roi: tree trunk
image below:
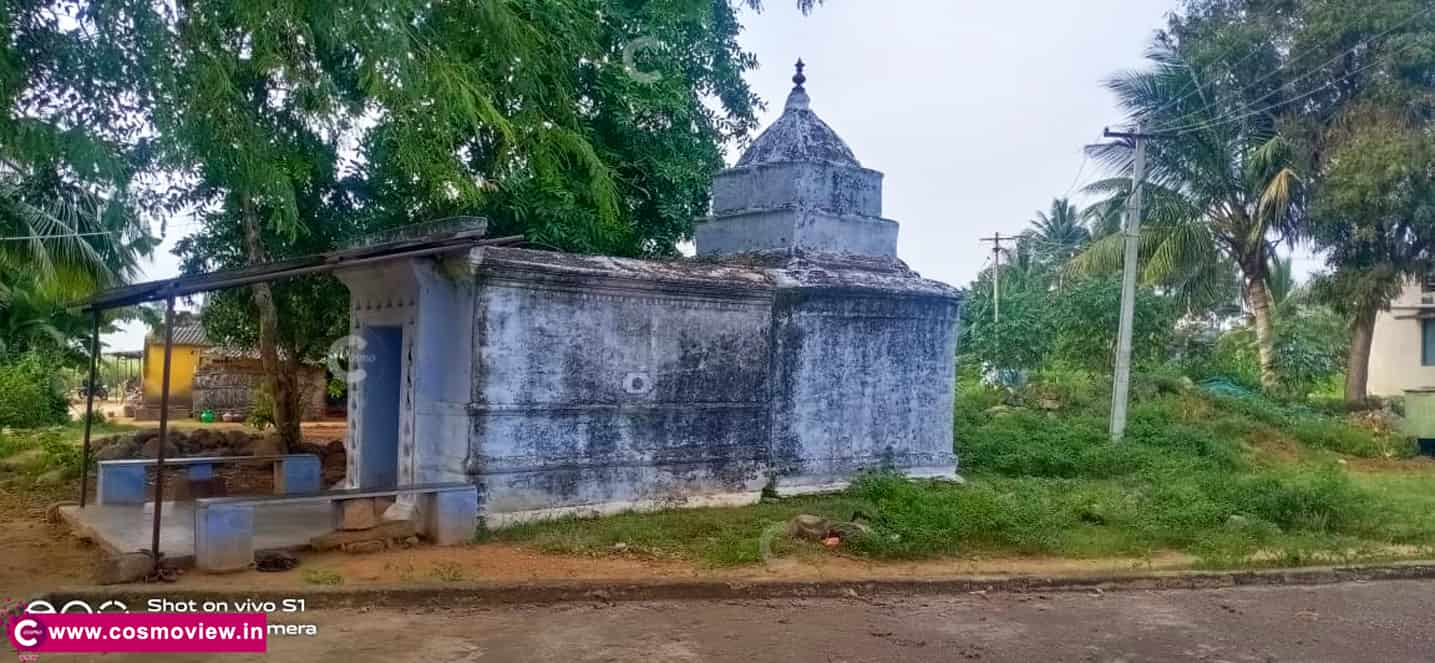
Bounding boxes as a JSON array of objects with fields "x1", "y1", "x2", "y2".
[
  {"x1": 1344, "y1": 303, "x2": 1378, "y2": 406},
  {"x1": 240, "y1": 200, "x2": 302, "y2": 450},
  {"x1": 1244, "y1": 275, "x2": 1279, "y2": 388}
]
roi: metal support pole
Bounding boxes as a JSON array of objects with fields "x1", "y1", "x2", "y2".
[
  {"x1": 992, "y1": 246, "x2": 1001, "y2": 324},
  {"x1": 1109, "y1": 120, "x2": 1148, "y2": 443},
  {"x1": 150, "y1": 296, "x2": 176, "y2": 557},
  {"x1": 78, "y1": 310, "x2": 101, "y2": 507}
]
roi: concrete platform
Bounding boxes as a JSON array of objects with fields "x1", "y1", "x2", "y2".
[{"x1": 60, "y1": 501, "x2": 333, "y2": 567}]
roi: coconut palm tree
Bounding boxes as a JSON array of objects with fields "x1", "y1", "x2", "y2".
[
  {"x1": 1073, "y1": 43, "x2": 1303, "y2": 388},
  {"x1": 1265, "y1": 254, "x2": 1297, "y2": 311},
  {"x1": 0, "y1": 170, "x2": 153, "y2": 298},
  {"x1": 1024, "y1": 198, "x2": 1091, "y2": 268}
]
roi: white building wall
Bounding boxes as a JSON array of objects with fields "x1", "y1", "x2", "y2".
[{"x1": 1368, "y1": 281, "x2": 1435, "y2": 397}]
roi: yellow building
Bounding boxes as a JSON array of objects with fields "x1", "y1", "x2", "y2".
[
  {"x1": 137, "y1": 314, "x2": 209, "y2": 420},
  {"x1": 137, "y1": 314, "x2": 331, "y2": 421}
]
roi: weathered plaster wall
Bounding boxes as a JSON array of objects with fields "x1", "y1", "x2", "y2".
[
  {"x1": 468, "y1": 248, "x2": 774, "y2": 524},
  {"x1": 409, "y1": 259, "x2": 479, "y2": 494},
  {"x1": 1369, "y1": 281, "x2": 1435, "y2": 396},
  {"x1": 769, "y1": 288, "x2": 960, "y2": 493},
  {"x1": 330, "y1": 247, "x2": 961, "y2": 527},
  {"x1": 696, "y1": 161, "x2": 898, "y2": 259},
  {"x1": 141, "y1": 342, "x2": 203, "y2": 409}
]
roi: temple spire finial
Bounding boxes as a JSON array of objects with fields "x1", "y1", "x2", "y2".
[{"x1": 785, "y1": 58, "x2": 810, "y2": 111}]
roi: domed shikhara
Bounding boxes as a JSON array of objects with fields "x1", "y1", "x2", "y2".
[
  {"x1": 734, "y1": 77, "x2": 860, "y2": 168},
  {"x1": 696, "y1": 59, "x2": 900, "y2": 259}
]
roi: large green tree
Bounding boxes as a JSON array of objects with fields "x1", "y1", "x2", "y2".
[
  {"x1": 0, "y1": 1, "x2": 158, "y2": 322},
  {"x1": 1308, "y1": 111, "x2": 1435, "y2": 403},
  {"x1": 1080, "y1": 0, "x2": 1435, "y2": 396},
  {"x1": 81, "y1": 0, "x2": 808, "y2": 446},
  {"x1": 1286, "y1": 0, "x2": 1435, "y2": 403}
]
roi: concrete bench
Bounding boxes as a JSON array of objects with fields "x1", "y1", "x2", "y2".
[
  {"x1": 96, "y1": 454, "x2": 322, "y2": 506},
  {"x1": 193, "y1": 483, "x2": 477, "y2": 572}
]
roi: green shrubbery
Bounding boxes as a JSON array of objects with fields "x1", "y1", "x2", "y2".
[
  {"x1": 1174, "y1": 307, "x2": 1348, "y2": 399},
  {"x1": 496, "y1": 371, "x2": 1428, "y2": 568},
  {"x1": 0, "y1": 427, "x2": 83, "y2": 481},
  {"x1": 839, "y1": 464, "x2": 1383, "y2": 561},
  {"x1": 0, "y1": 353, "x2": 70, "y2": 429},
  {"x1": 961, "y1": 275, "x2": 1179, "y2": 373}
]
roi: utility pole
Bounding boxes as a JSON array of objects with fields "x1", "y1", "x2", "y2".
[
  {"x1": 980, "y1": 233, "x2": 1016, "y2": 324},
  {"x1": 1106, "y1": 121, "x2": 1149, "y2": 443}
]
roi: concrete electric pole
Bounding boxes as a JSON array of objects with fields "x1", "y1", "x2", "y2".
[
  {"x1": 980, "y1": 233, "x2": 1016, "y2": 324},
  {"x1": 1105, "y1": 121, "x2": 1149, "y2": 443}
]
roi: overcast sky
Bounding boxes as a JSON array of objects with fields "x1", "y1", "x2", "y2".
[{"x1": 108, "y1": 0, "x2": 1283, "y2": 351}]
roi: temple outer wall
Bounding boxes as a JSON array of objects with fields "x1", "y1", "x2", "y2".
[
  {"x1": 769, "y1": 286, "x2": 961, "y2": 494},
  {"x1": 467, "y1": 249, "x2": 776, "y2": 526},
  {"x1": 333, "y1": 248, "x2": 961, "y2": 528}
]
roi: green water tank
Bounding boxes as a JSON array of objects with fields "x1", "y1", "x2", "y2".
[{"x1": 1403, "y1": 387, "x2": 1435, "y2": 443}]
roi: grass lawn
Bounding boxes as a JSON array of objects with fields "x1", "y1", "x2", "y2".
[{"x1": 492, "y1": 372, "x2": 1435, "y2": 570}]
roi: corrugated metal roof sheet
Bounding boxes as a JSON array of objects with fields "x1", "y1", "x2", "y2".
[
  {"x1": 144, "y1": 323, "x2": 208, "y2": 347},
  {"x1": 78, "y1": 218, "x2": 517, "y2": 311}
]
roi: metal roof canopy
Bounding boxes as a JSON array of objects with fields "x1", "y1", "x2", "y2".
[
  {"x1": 72, "y1": 218, "x2": 519, "y2": 564},
  {"x1": 80, "y1": 223, "x2": 519, "y2": 312}
]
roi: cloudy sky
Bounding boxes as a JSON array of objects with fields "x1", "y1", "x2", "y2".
[
  {"x1": 736, "y1": 0, "x2": 1185, "y2": 288},
  {"x1": 108, "y1": 0, "x2": 1255, "y2": 350}
]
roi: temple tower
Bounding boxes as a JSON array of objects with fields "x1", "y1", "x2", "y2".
[
  {"x1": 695, "y1": 60, "x2": 899, "y2": 258},
  {"x1": 701, "y1": 61, "x2": 963, "y2": 494}
]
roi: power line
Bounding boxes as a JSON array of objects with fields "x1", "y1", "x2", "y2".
[
  {"x1": 1062, "y1": 133, "x2": 1105, "y2": 199},
  {"x1": 1155, "y1": 42, "x2": 1416, "y2": 136},
  {"x1": 1150, "y1": 4, "x2": 1433, "y2": 134},
  {"x1": 0, "y1": 231, "x2": 115, "y2": 241},
  {"x1": 1141, "y1": 32, "x2": 1277, "y2": 125}
]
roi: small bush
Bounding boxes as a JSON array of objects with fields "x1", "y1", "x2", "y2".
[
  {"x1": 847, "y1": 474, "x2": 1075, "y2": 557},
  {"x1": 247, "y1": 387, "x2": 275, "y2": 430},
  {"x1": 1217, "y1": 466, "x2": 1383, "y2": 536},
  {"x1": 0, "y1": 353, "x2": 70, "y2": 428},
  {"x1": 0, "y1": 428, "x2": 83, "y2": 480}
]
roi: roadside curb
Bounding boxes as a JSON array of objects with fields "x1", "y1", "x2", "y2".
[{"x1": 36, "y1": 560, "x2": 1435, "y2": 608}]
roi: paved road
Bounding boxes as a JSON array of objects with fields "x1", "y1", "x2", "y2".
[{"x1": 47, "y1": 579, "x2": 1435, "y2": 662}]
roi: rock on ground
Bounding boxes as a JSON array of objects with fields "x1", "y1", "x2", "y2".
[
  {"x1": 94, "y1": 552, "x2": 154, "y2": 585},
  {"x1": 309, "y1": 520, "x2": 418, "y2": 552},
  {"x1": 335, "y1": 498, "x2": 379, "y2": 531}
]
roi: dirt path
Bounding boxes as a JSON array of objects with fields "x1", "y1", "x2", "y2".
[
  {"x1": 0, "y1": 421, "x2": 348, "y2": 596},
  {"x1": 0, "y1": 477, "x2": 1198, "y2": 597},
  {"x1": 156, "y1": 543, "x2": 1198, "y2": 589},
  {"x1": 4, "y1": 445, "x2": 1431, "y2": 596},
  {"x1": 39, "y1": 578, "x2": 1435, "y2": 662},
  {"x1": 0, "y1": 487, "x2": 103, "y2": 596}
]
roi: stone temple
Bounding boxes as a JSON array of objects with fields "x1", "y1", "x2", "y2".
[{"x1": 338, "y1": 64, "x2": 963, "y2": 526}]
